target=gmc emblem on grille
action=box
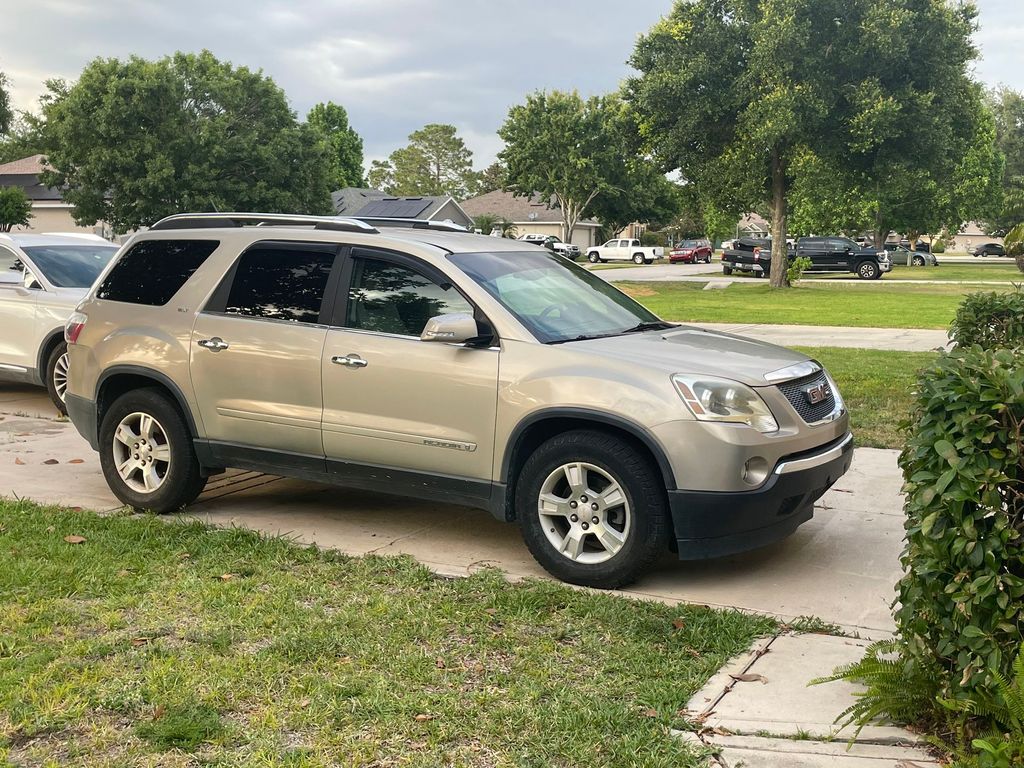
[804,382,830,405]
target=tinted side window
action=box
[346,258,473,337]
[97,240,218,305]
[225,246,335,324]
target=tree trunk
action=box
[873,208,886,249]
[769,147,789,288]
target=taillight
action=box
[65,311,87,344]
[753,247,761,260]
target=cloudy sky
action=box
[4,0,1021,170]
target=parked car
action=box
[517,233,580,260]
[0,232,120,412]
[883,243,939,266]
[972,242,1006,257]
[586,238,664,264]
[721,236,892,279]
[669,239,713,264]
[65,212,852,589]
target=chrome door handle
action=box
[331,354,368,369]
[197,337,229,352]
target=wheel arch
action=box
[95,366,201,444]
[35,328,66,386]
[499,409,677,522]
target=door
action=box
[827,238,854,269]
[321,248,499,483]
[189,241,341,458]
[0,245,39,375]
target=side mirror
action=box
[0,271,22,287]
[420,313,479,344]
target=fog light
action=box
[743,457,769,486]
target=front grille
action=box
[776,370,837,424]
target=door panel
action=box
[190,313,327,455]
[189,241,338,457]
[322,252,499,481]
[0,245,39,373]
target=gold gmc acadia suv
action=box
[65,213,853,588]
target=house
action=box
[331,187,474,229]
[0,154,103,235]
[948,221,1001,253]
[459,190,601,248]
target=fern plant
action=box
[812,639,939,740]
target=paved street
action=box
[698,322,950,352]
[1,383,902,636]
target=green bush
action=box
[787,255,813,283]
[950,288,1024,349]
[896,346,1024,706]
[932,239,946,254]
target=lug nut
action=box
[591,502,599,511]
[580,495,588,503]
[570,514,578,522]
[581,522,590,530]
[569,500,578,509]
[592,516,599,524]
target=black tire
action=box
[857,261,880,280]
[723,266,733,276]
[44,342,69,415]
[588,252,600,264]
[632,253,645,265]
[98,388,206,513]
[911,255,925,266]
[516,429,670,589]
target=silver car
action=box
[0,232,120,412]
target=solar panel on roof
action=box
[356,199,433,218]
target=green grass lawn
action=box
[620,280,998,329]
[792,347,936,449]
[802,264,1023,282]
[0,500,775,767]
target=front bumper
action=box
[668,432,853,559]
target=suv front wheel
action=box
[857,261,880,279]
[99,388,206,512]
[516,430,670,589]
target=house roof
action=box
[460,190,599,226]
[331,187,387,215]
[0,154,63,201]
[0,154,48,175]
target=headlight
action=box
[672,374,779,433]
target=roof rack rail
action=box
[149,212,380,234]
[350,217,469,233]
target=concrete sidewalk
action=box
[0,384,903,636]
[680,633,939,766]
[695,322,950,352]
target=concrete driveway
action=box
[0,383,903,636]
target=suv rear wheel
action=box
[99,388,206,512]
[588,252,601,264]
[516,430,669,588]
[45,342,69,415]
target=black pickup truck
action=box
[721,236,892,280]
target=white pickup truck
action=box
[586,238,664,265]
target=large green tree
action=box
[306,101,365,190]
[628,0,986,287]
[367,123,477,198]
[499,91,630,243]
[39,51,332,232]
[985,87,1024,235]
[0,72,13,137]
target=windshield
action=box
[681,240,700,248]
[449,250,667,344]
[21,245,119,288]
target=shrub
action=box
[895,346,1024,707]
[931,239,946,254]
[950,288,1024,350]
[786,255,813,283]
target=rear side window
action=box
[97,240,218,305]
[224,245,335,324]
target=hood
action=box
[568,325,810,386]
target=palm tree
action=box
[472,214,517,238]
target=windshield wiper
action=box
[546,332,622,345]
[620,321,677,334]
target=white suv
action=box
[0,232,120,412]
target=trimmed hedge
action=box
[949,288,1024,350]
[896,345,1024,703]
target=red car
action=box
[669,238,713,264]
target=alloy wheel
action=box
[111,411,171,494]
[537,462,631,564]
[52,352,69,404]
